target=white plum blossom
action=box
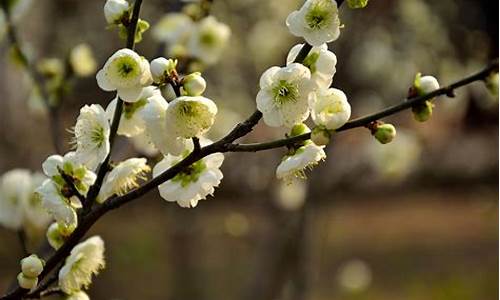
[104,0,130,25]
[188,16,231,65]
[256,63,314,127]
[140,91,190,156]
[97,158,150,203]
[152,13,194,46]
[286,0,341,46]
[105,87,164,137]
[36,180,78,234]
[0,170,51,231]
[286,43,337,89]
[153,140,224,208]
[165,96,218,138]
[276,141,326,181]
[96,49,153,102]
[309,88,351,130]
[182,72,206,96]
[73,104,110,171]
[59,236,105,294]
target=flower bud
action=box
[311,126,330,146]
[47,222,71,250]
[373,124,396,144]
[485,72,499,98]
[290,123,310,137]
[412,100,433,122]
[413,73,439,96]
[150,57,177,84]
[104,0,130,25]
[182,72,206,96]
[21,255,44,278]
[17,272,38,290]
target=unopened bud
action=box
[485,72,499,98]
[21,255,44,278]
[182,72,206,96]
[104,0,130,25]
[17,272,38,290]
[413,73,440,97]
[47,222,71,250]
[150,57,177,84]
[311,126,331,146]
[373,123,396,144]
[290,123,310,137]
[347,0,369,9]
[412,100,433,122]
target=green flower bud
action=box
[347,0,369,9]
[20,255,44,278]
[373,123,396,144]
[17,272,38,290]
[412,100,433,122]
[182,72,207,96]
[290,123,310,137]
[46,222,71,250]
[311,126,331,146]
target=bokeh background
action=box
[0,0,498,299]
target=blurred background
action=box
[0,0,498,299]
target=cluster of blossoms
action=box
[152,1,231,68]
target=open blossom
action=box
[276,141,326,181]
[152,13,194,45]
[165,96,218,138]
[96,48,152,102]
[141,96,190,156]
[286,43,337,89]
[73,104,110,171]
[153,140,224,208]
[104,0,130,25]
[309,88,351,130]
[105,87,164,137]
[0,170,51,231]
[286,0,341,46]
[36,179,78,233]
[97,158,150,203]
[188,16,231,65]
[59,236,105,294]
[256,63,314,127]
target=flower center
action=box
[172,160,207,187]
[322,101,344,115]
[111,56,140,81]
[90,125,105,147]
[272,80,299,105]
[200,31,217,46]
[305,0,335,30]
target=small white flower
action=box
[69,44,97,77]
[286,0,341,46]
[150,57,177,84]
[66,291,90,300]
[152,13,194,45]
[42,152,97,197]
[104,0,130,25]
[182,72,206,96]
[96,49,153,102]
[165,96,218,138]
[141,92,190,156]
[17,272,37,290]
[97,158,150,203]
[153,140,224,208]
[276,143,326,181]
[73,104,110,171]
[309,88,350,130]
[286,43,337,89]
[35,179,78,233]
[59,236,105,294]
[256,63,314,127]
[0,169,32,230]
[188,16,231,65]
[21,254,44,278]
[105,87,163,137]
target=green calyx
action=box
[347,0,369,9]
[302,52,320,74]
[172,160,207,187]
[412,100,433,122]
[123,98,147,119]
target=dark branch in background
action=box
[0,2,62,154]
[16,230,28,257]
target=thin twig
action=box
[16,230,28,257]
